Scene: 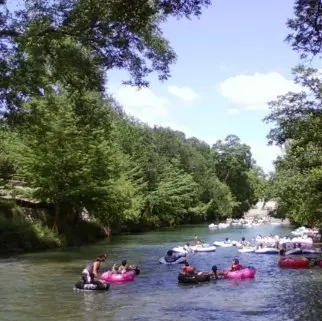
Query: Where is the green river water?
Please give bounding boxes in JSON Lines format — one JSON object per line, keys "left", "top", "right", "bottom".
{"left": 1, "top": 224, "right": 321, "bottom": 321}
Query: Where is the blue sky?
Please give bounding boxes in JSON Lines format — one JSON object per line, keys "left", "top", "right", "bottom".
{"left": 6, "top": 0, "right": 314, "bottom": 173}
{"left": 109, "top": 0, "right": 307, "bottom": 173}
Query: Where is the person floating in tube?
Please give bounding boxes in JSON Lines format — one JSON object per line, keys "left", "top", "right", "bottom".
{"left": 193, "top": 235, "right": 203, "bottom": 246}
{"left": 279, "top": 243, "right": 286, "bottom": 256}
{"left": 117, "top": 260, "right": 139, "bottom": 273}
{"left": 208, "top": 265, "right": 225, "bottom": 279}
{"left": 182, "top": 262, "right": 199, "bottom": 275}
{"left": 164, "top": 250, "right": 186, "bottom": 263}
{"left": 81, "top": 253, "right": 107, "bottom": 284}
{"left": 183, "top": 242, "right": 191, "bottom": 251}
{"left": 240, "top": 237, "right": 250, "bottom": 247}
{"left": 224, "top": 237, "right": 231, "bottom": 244}
{"left": 307, "top": 258, "right": 322, "bottom": 267}
{"left": 230, "top": 258, "right": 243, "bottom": 271}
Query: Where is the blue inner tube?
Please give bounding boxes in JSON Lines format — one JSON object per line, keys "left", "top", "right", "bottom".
{"left": 159, "top": 256, "right": 187, "bottom": 264}
{"left": 302, "top": 249, "right": 318, "bottom": 254}
{"left": 178, "top": 273, "right": 210, "bottom": 284}
{"left": 285, "top": 248, "right": 302, "bottom": 255}
{"left": 74, "top": 280, "right": 110, "bottom": 291}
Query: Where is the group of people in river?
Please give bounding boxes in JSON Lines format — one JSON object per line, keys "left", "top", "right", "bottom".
{"left": 180, "top": 258, "right": 243, "bottom": 280}
{"left": 79, "top": 233, "right": 321, "bottom": 287}
{"left": 168, "top": 234, "right": 246, "bottom": 279}
{"left": 81, "top": 253, "right": 138, "bottom": 285}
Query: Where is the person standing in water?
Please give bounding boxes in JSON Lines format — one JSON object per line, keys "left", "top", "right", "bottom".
{"left": 81, "top": 253, "right": 107, "bottom": 284}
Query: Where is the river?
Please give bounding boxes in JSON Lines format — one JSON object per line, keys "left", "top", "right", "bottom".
{"left": 1, "top": 224, "right": 321, "bottom": 321}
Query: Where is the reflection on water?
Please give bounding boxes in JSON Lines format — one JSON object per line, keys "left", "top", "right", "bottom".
{"left": 1, "top": 225, "right": 322, "bottom": 321}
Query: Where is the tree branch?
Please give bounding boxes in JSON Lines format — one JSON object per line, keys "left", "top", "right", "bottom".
{"left": 0, "top": 29, "right": 19, "bottom": 38}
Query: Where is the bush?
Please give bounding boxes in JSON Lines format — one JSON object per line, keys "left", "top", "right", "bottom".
{"left": 0, "top": 217, "right": 62, "bottom": 254}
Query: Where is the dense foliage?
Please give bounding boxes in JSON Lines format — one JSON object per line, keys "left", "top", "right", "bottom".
{"left": 0, "top": 0, "right": 267, "bottom": 250}
{"left": 264, "top": 0, "right": 322, "bottom": 227}
{"left": 0, "top": 0, "right": 211, "bottom": 117}
{"left": 264, "top": 66, "right": 322, "bottom": 227}
{"left": 1, "top": 98, "right": 265, "bottom": 232}
{"left": 286, "top": 0, "right": 322, "bottom": 59}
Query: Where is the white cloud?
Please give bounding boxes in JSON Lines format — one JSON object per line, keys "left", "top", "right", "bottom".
{"left": 227, "top": 108, "right": 240, "bottom": 115}
{"left": 112, "top": 85, "right": 170, "bottom": 126}
{"left": 247, "top": 142, "right": 283, "bottom": 173}
{"left": 111, "top": 85, "right": 195, "bottom": 138}
{"left": 168, "top": 86, "right": 199, "bottom": 101}
{"left": 219, "top": 72, "right": 302, "bottom": 111}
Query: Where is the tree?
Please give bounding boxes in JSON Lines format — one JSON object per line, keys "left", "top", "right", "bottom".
{"left": 13, "top": 90, "right": 140, "bottom": 230}
{"left": 144, "top": 163, "right": 199, "bottom": 227}
{"left": 0, "top": 125, "right": 19, "bottom": 182}
{"left": 286, "top": 0, "right": 322, "bottom": 59}
{"left": 264, "top": 65, "right": 322, "bottom": 226}
{"left": 247, "top": 166, "right": 268, "bottom": 201}
{"left": 200, "top": 176, "right": 237, "bottom": 221}
{"left": 265, "top": 65, "right": 322, "bottom": 149}
{"left": 212, "top": 135, "right": 256, "bottom": 216}
{"left": 1, "top": 0, "right": 211, "bottom": 117}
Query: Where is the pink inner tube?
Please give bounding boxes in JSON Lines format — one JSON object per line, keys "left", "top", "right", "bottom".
{"left": 224, "top": 267, "right": 256, "bottom": 279}
{"left": 100, "top": 271, "right": 135, "bottom": 283}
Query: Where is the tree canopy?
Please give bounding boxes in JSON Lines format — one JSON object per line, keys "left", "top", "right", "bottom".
{"left": 0, "top": 0, "right": 211, "bottom": 117}
{"left": 286, "top": 0, "right": 322, "bottom": 59}
{"left": 0, "top": 0, "right": 270, "bottom": 242}
{"left": 264, "top": 66, "right": 322, "bottom": 226}
{"left": 260, "top": 0, "right": 322, "bottom": 227}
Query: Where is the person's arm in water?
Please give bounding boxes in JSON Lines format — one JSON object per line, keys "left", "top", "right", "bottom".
{"left": 217, "top": 270, "right": 225, "bottom": 276}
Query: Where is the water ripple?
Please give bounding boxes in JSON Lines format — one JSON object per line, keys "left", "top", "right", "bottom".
{"left": 1, "top": 225, "right": 322, "bottom": 321}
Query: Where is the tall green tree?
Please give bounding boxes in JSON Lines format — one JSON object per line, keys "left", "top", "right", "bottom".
{"left": 212, "top": 135, "right": 257, "bottom": 216}
{"left": 13, "top": 91, "right": 141, "bottom": 230}
{"left": 264, "top": 66, "right": 322, "bottom": 226}
{"left": 144, "top": 163, "right": 199, "bottom": 227}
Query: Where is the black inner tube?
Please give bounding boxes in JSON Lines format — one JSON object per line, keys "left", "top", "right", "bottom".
{"left": 178, "top": 273, "right": 210, "bottom": 284}
{"left": 75, "top": 280, "right": 110, "bottom": 290}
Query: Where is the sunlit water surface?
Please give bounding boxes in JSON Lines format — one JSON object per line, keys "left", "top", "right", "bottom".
{"left": 1, "top": 225, "right": 322, "bottom": 321}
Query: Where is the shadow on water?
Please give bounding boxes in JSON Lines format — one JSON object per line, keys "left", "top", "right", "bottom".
{"left": 1, "top": 224, "right": 322, "bottom": 321}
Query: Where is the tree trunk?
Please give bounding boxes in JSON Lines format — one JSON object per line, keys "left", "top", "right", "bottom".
{"left": 52, "top": 204, "right": 60, "bottom": 234}
{"left": 224, "top": 170, "right": 230, "bottom": 183}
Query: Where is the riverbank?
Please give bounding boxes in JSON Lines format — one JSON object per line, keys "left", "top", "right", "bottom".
{"left": 0, "top": 199, "right": 109, "bottom": 256}
{"left": 0, "top": 197, "right": 206, "bottom": 255}
{"left": 0, "top": 217, "right": 108, "bottom": 256}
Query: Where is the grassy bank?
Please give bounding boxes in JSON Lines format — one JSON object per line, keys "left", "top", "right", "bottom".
{"left": 0, "top": 200, "right": 107, "bottom": 255}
